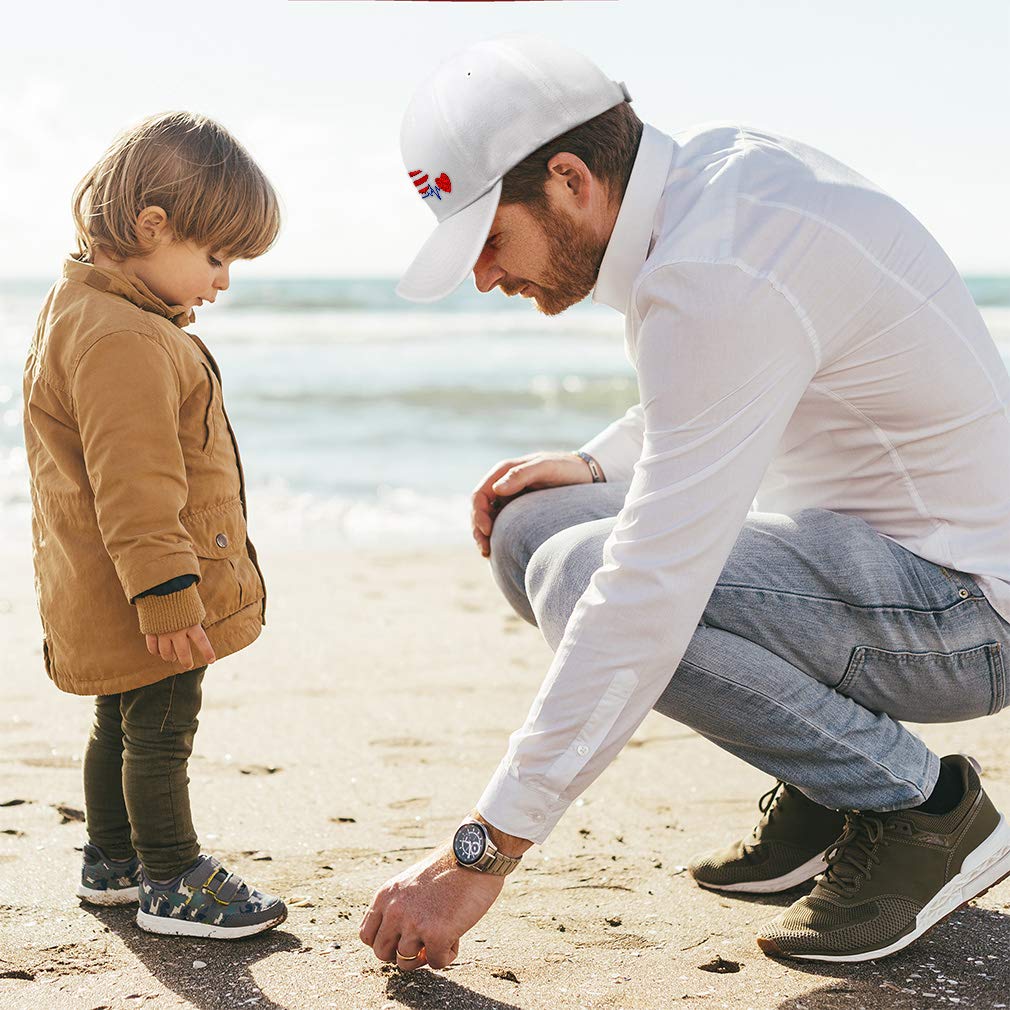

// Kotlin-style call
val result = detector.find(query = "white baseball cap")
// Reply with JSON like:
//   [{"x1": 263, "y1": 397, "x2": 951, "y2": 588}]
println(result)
[{"x1": 396, "y1": 33, "x2": 632, "y2": 303}]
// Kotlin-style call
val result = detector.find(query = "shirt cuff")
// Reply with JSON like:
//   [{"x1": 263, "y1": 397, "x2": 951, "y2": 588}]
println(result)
[
  {"x1": 134, "y1": 583, "x2": 206, "y2": 636},
  {"x1": 475, "y1": 757, "x2": 570, "y2": 846}
]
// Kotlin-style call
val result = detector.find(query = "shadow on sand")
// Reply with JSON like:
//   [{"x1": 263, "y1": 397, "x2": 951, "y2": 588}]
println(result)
[
  {"x1": 84, "y1": 904, "x2": 301, "y2": 1010},
  {"x1": 771, "y1": 905, "x2": 1010, "y2": 1009},
  {"x1": 382, "y1": 964, "x2": 524, "y2": 1010}
]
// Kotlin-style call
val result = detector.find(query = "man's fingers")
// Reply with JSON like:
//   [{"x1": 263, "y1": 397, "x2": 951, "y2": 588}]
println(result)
[
  {"x1": 471, "y1": 458, "x2": 522, "y2": 502},
  {"x1": 145, "y1": 634, "x2": 158, "y2": 657},
  {"x1": 423, "y1": 938, "x2": 458, "y2": 971},
  {"x1": 474, "y1": 530, "x2": 490, "y2": 558},
  {"x1": 471, "y1": 489, "x2": 493, "y2": 537},
  {"x1": 157, "y1": 636, "x2": 176, "y2": 663},
  {"x1": 372, "y1": 916, "x2": 402, "y2": 963},
  {"x1": 492, "y1": 461, "x2": 542, "y2": 497},
  {"x1": 395, "y1": 935, "x2": 425, "y2": 972},
  {"x1": 358, "y1": 906, "x2": 381, "y2": 948},
  {"x1": 190, "y1": 626, "x2": 216, "y2": 665}
]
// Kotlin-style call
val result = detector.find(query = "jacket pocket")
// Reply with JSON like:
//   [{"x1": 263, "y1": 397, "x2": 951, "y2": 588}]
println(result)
[
  {"x1": 200, "y1": 364, "x2": 217, "y2": 457},
  {"x1": 181, "y1": 499, "x2": 262, "y2": 625},
  {"x1": 838, "y1": 641, "x2": 1005, "y2": 723}
]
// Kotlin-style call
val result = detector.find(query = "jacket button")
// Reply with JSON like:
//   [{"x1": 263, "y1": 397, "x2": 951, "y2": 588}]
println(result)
[{"x1": 215, "y1": 533, "x2": 229, "y2": 549}]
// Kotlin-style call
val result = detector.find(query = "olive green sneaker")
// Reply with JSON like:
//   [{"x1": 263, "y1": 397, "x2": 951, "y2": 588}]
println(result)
[
  {"x1": 756, "y1": 754, "x2": 1010, "y2": 962},
  {"x1": 689, "y1": 781, "x2": 846, "y2": 893}
]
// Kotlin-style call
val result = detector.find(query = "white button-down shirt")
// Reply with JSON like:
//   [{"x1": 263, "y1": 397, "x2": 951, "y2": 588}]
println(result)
[{"x1": 476, "y1": 120, "x2": 1010, "y2": 844}]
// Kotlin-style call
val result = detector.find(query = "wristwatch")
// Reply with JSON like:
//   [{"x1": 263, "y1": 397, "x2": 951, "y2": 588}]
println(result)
[{"x1": 452, "y1": 820, "x2": 523, "y2": 876}]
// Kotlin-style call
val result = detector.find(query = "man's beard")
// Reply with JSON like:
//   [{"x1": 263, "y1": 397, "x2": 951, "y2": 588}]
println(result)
[{"x1": 504, "y1": 201, "x2": 609, "y2": 316}]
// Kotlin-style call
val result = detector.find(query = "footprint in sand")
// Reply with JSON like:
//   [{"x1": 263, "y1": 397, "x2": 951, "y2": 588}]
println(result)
[
  {"x1": 370, "y1": 737, "x2": 433, "y2": 749},
  {"x1": 238, "y1": 764, "x2": 283, "y2": 776},
  {"x1": 386, "y1": 796, "x2": 431, "y2": 811}
]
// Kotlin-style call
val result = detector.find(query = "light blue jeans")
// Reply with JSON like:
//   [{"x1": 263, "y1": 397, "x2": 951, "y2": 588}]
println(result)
[{"x1": 489, "y1": 482, "x2": 1010, "y2": 811}]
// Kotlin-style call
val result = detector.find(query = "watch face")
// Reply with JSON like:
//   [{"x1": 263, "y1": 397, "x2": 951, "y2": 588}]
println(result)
[{"x1": 453, "y1": 823, "x2": 487, "y2": 866}]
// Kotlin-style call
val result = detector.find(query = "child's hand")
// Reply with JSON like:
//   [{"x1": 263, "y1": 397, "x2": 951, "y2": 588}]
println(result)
[{"x1": 145, "y1": 624, "x2": 217, "y2": 668}]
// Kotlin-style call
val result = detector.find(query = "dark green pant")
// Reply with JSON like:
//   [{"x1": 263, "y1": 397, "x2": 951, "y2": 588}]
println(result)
[{"x1": 82, "y1": 667, "x2": 205, "y2": 881}]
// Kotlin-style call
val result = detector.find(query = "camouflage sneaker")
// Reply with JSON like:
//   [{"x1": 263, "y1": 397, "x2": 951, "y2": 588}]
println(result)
[
  {"x1": 756, "y1": 754, "x2": 1010, "y2": 961},
  {"x1": 689, "y1": 781, "x2": 846, "y2": 893},
  {"x1": 77, "y1": 842, "x2": 141, "y2": 906},
  {"x1": 136, "y1": 854, "x2": 287, "y2": 939}
]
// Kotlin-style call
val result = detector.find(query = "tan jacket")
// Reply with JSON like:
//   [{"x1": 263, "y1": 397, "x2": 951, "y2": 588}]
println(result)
[{"x1": 23, "y1": 258, "x2": 266, "y2": 695}]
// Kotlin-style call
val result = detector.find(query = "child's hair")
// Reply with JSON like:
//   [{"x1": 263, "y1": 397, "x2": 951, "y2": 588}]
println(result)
[{"x1": 72, "y1": 111, "x2": 281, "y2": 263}]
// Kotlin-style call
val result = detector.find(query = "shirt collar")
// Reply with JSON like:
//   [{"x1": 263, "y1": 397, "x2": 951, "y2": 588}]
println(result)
[
  {"x1": 592, "y1": 122, "x2": 678, "y2": 313},
  {"x1": 63, "y1": 257, "x2": 195, "y2": 328}
]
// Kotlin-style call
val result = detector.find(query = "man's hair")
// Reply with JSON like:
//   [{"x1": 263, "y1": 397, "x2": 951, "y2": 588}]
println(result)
[
  {"x1": 500, "y1": 101, "x2": 644, "y2": 213},
  {"x1": 72, "y1": 111, "x2": 281, "y2": 263}
]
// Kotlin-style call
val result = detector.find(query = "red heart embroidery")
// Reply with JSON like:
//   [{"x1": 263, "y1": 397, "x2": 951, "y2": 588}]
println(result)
[{"x1": 435, "y1": 173, "x2": 451, "y2": 193}]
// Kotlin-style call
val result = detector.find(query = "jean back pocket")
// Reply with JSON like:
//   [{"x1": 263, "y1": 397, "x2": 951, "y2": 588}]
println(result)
[{"x1": 838, "y1": 641, "x2": 1005, "y2": 723}]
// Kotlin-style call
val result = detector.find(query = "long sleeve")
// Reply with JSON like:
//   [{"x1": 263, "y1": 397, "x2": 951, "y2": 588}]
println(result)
[
  {"x1": 579, "y1": 403, "x2": 644, "y2": 484},
  {"x1": 72, "y1": 330, "x2": 205, "y2": 634},
  {"x1": 477, "y1": 261, "x2": 820, "y2": 843}
]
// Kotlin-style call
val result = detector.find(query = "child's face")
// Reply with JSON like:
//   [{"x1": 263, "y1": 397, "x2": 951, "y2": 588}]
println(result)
[{"x1": 134, "y1": 237, "x2": 234, "y2": 314}]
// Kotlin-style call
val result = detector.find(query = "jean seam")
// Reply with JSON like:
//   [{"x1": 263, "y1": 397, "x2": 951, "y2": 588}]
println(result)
[
  {"x1": 990, "y1": 644, "x2": 1005, "y2": 714},
  {"x1": 710, "y1": 582, "x2": 975, "y2": 615},
  {"x1": 837, "y1": 646, "x2": 863, "y2": 695},
  {"x1": 677, "y1": 655, "x2": 932, "y2": 802}
]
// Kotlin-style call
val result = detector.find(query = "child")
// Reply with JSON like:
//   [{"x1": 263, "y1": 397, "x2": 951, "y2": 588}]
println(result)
[{"x1": 23, "y1": 111, "x2": 287, "y2": 939}]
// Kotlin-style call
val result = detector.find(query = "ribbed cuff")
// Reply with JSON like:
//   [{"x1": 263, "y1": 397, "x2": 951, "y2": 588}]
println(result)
[{"x1": 134, "y1": 584, "x2": 206, "y2": 636}]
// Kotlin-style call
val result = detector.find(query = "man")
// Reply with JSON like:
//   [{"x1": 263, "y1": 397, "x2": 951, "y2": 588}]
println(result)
[{"x1": 360, "y1": 33, "x2": 1010, "y2": 969}]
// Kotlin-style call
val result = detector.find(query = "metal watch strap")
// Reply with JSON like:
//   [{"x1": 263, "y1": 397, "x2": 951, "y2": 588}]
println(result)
[
  {"x1": 574, "y1": 450, "x2": 604, "y2": 482},
  {"x1": 482, "y1": 845, "x2": 522, "y2": 876}
]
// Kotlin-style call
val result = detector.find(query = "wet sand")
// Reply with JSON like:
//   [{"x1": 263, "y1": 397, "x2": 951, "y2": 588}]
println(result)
[{"x1": 2, "y1": 528, "x2": 1010, "y2": 1010}]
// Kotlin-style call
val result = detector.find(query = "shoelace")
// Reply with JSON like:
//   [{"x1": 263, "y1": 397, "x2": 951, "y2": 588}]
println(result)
[
  {"x1": 750, "y1": 781, "x2": 786, "y2": 838},
  {"x1": 740, "y1": 782, "x2": 787, "y2": 862},
  {"x1": 818, "y1": 811, "x2": 918, "y2": 896}
]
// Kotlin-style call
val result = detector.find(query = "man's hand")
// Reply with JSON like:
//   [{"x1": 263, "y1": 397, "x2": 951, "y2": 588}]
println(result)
[
  {"x1": 359, "y1": 843, "x2": 506, "y2": 972},
  {"x1": 145, "y1": 624, "x2": 216, "y2": 667},
  {"x1": 471, "y1": 450, "x2": 601, "y2": 557}
]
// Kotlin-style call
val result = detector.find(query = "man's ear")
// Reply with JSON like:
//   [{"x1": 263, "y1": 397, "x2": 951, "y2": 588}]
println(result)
[
  {"x1": 545, "y1": 152, "x2": 594, "y2": 209},
  {"x1": 134, "y1": 206, "x2": 172, "y2": 249}
]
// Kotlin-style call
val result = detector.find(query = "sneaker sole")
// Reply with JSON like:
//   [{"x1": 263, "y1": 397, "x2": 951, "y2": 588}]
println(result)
[
  {"x1": 135, "y1": 906, "x2": 287, "y2": 939},
  {"x1": 696, "y1": 851, "x2": 829, "y2": 894},
  {"x1": 757, "y1": 813, "x2": 1010, "y2": 962},
  {"x1": 77, "y1": 884, "x2": 140, "y2": 906}
]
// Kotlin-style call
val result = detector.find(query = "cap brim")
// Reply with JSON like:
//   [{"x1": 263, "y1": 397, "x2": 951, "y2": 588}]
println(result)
[{"x1": 395, "y1": 180, "x2": 502, "y2": 303}]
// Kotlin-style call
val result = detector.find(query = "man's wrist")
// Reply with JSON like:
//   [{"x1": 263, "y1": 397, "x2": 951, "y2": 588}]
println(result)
[{"x1": 471, "y1": 811, "x2": 534, "y2": 859}]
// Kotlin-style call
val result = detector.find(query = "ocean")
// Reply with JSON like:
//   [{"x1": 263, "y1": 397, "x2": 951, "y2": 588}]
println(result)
[{"x1": 2, "y1": 275, "x2": 1009, "y2": 547}]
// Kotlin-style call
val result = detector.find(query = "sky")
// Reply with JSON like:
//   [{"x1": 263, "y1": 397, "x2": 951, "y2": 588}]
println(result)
[{"x1": 1, "y1": 0, "x2": 1007, "y2": 280}]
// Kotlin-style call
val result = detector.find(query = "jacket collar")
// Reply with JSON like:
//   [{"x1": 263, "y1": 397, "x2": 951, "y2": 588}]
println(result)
[
  {"x1": 592, "y1": 122, "x2": 678, "y2": 314},
  {"x1": 63, "y1": 257, "x2": 195, "y2": 328}
]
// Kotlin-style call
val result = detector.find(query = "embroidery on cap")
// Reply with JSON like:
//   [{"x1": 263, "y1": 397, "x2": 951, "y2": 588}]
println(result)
[{"x1": 408, "y1": 169, "x2": 451, "y2": 201}]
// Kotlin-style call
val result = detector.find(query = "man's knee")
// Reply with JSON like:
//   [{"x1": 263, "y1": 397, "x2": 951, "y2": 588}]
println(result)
[
  {"x1": 525, "y1": 525, "x2": 606, "y2": 651},
  {"x1": 488, "y1": 494, "x2": 543, "y2": 625}
]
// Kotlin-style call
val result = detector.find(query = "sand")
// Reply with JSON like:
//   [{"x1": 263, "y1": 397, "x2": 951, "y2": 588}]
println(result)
[{"x1": 2, "y1": 527, "x2": 1010, "y2": 1010}]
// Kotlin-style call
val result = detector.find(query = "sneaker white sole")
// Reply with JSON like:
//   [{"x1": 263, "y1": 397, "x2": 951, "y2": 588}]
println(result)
[
  {"x1": 135, "y1": 906, "x2": 287, "y2": 939},
  {"x1": 696, "y1": 850, "x2": 829, "y2": 893},
  {"x1": 763, "y1": 813, "x2": 1010, "y2": 962},
  {"x1": 77, "y1": 883, "x2": 140, "y2": 906}
]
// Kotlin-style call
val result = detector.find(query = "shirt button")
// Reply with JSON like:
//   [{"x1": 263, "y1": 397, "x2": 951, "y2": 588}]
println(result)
[
  {"x1": 576, "y1": 744, "x2": 589, "y2": 756},
  {"x1": 215, "y1": 533, "x2": 229, "y2": 549},
  {"x1": 531, "y1": 811, "x2": 544, "y2": 822}
]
